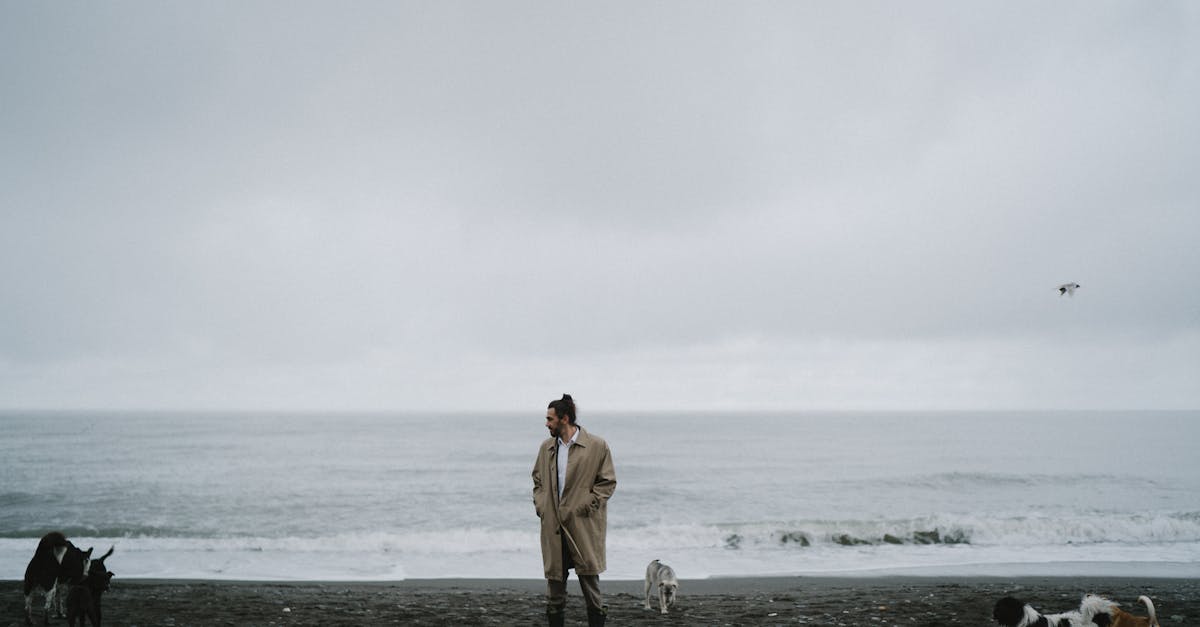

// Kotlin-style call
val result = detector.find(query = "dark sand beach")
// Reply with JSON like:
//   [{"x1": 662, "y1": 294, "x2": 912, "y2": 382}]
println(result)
[{"x1": 6, "y1": 576, "x2": 1197, "y2": 626}]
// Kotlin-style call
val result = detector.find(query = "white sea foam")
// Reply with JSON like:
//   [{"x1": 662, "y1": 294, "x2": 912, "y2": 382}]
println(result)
[{"x1": 4, "y1": 531, "x2": 1199, "y2": 581}]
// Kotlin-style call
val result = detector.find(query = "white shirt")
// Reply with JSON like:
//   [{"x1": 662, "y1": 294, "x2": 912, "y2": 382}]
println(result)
[{"x1": 556, "y1": 427, "x2": 579, "y2": 501}]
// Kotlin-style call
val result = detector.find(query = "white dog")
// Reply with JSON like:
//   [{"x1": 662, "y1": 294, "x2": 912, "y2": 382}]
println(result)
[{"x1": 643, "y1": 559, "x2": 679, "y2": 614}]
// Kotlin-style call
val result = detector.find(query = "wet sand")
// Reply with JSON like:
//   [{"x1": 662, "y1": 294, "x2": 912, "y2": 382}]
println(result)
[{"x1": 6, "y1": 576, "x2": 1197, "y2": 626}]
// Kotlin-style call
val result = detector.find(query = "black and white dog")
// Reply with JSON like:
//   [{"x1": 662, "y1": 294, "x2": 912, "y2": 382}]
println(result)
[
  {"x1": 23, "y1": 532, "x2": 93, "y2": 626},
  {"x1": 643, "y1": 559, "x2": 679, "y2": 614},
  {"x1": 67, "y1": 546, "x2": 114, "y2": 627},
  {"x1": 993, "y1": 595, "x2": 1085, "y2": 627},
  {"x1": 995, "y1": 593, "x2": 1161, "y2": 627}
]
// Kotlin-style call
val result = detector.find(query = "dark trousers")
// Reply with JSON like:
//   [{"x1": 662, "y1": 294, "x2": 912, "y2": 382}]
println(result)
[{"x1": 546, "y1": 536, "x2": 602, "y2": 611}]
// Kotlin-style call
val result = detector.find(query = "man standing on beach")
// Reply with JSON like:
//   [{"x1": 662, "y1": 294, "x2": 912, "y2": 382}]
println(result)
[{"x1": 532, "y1": 394, "x2": 617, "y2": 627}]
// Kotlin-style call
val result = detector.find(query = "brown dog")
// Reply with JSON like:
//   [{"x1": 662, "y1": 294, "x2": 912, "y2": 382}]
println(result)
[{"x1": 1079, "y1": 594, "x2": 1159, "y2": 627}]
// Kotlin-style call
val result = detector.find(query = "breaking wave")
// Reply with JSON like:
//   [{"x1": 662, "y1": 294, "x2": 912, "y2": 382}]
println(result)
[
  {"x1": 5, "y1": 511, "x2": 1194, "y2": 554},
  {"x1": 616, "y1": 511, "x2": 1200, "y2": 552},
  {"x1": 3, "y1": 513, "x2": 1198, "y2": 580}
]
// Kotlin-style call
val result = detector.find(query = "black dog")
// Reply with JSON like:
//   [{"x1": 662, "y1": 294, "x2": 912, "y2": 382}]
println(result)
[
  {"x1": 24, "y1": 532, "x2": 94, "y2": 626},
  {"x1": 67, "y1": 546, "x2": 114, "y2": 627}
]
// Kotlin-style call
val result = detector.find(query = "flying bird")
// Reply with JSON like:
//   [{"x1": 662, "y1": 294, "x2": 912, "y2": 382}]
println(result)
[{"x1": 1058, "y1": 283, "x2": 1080, "y2": 297}]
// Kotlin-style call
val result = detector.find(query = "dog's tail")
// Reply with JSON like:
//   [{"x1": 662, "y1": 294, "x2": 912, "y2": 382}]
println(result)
[
  {"x1": 97, "y1": 546, "x2": 114, "y2": 565},
  {"x1": 1137, "y1": 595, "x2": 1158, "y2": 626}
]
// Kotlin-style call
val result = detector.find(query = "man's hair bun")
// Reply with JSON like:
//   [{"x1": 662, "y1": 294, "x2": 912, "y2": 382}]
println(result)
[{"x1": 548, "y1": 394, "x2": 578, "y2": 424}]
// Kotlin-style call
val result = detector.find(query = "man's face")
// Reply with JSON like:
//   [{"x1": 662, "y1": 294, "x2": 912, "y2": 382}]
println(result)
[{"x1": 545, "y1": 408, "x2": 568, "y2": 439}]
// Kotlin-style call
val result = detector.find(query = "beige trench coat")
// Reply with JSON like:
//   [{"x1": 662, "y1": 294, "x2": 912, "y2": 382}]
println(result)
[{"x1": 531, "y1": 427, "x2": 617, "y2": 580}]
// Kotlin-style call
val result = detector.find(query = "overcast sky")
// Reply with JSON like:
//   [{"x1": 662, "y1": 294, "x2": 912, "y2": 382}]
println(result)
[{"x1": 2, "y1": 2, "x2": 1197, "y2": 412}]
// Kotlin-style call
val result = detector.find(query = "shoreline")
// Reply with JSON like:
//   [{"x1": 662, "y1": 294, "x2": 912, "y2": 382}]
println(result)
[
  {"x1": 6, "y1": 576, "x2": 1195, "y2": 626},
  {"x1": 47, "y1": 572, "x2": 1200, "y2": 589}
]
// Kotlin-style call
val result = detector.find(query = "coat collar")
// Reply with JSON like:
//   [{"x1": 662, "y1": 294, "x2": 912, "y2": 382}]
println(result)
[{"x1": 546, "y1": 426, "x2": 589, "y2": 451}]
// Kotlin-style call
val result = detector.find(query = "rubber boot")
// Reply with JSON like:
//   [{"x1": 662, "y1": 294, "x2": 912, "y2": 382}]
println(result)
[
  {"x1": 586, "y1": 604, "x2": 608, "y2": 627},
  {"x1": 547, "y1": 607, "x2": 565, "y2": 627}
]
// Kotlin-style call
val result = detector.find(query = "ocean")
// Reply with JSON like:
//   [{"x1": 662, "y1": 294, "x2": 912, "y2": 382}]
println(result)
[{"x1": 2, "y1": 410, "x2": 1198, "y2": 581}]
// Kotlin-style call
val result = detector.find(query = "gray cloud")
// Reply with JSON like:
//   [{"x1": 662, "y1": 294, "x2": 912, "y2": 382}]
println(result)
[{"x1": 2, "y1": 2, "x2": 1197, "y2": 410}]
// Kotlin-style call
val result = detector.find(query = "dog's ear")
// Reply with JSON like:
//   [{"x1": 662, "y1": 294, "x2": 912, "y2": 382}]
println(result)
[
  {"x1": 992, "y1": 597, "x2": 1026, "y2": 626},
  {"x1": 84, "y1": 547, "x2": 94, "y2": 558}
]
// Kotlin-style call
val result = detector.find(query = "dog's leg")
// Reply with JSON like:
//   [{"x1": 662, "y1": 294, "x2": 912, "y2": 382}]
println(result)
[
  {"x1": 25, "y1": 591, "x2": 34, "y2": 625},
  {"x1": 659, "y1": 586, "x2": 669, "y2": 614},
  {"x1": 643, "y1": 578, "x2": 652, "y2": 610},
  {"x1": 67, "y1": 587, "x2": 78, "y2": 627},
  {"x1": 43, "y1": 586, "x2": 57, "y2": 625},
  {"x1": 55, "y1": 581, "x2": 69, "y2": 617}
]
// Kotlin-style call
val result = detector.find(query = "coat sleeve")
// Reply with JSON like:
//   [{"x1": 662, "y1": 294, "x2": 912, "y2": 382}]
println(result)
[{"x1": 531, "y1": 452, "x2": 544, "y2": 519}]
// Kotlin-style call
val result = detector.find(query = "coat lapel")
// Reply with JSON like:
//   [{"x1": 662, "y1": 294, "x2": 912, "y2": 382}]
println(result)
[
  {"x1": 563, "y1": 429, "x2": 588, "y2": 500},
  {"x1": 550, "y1": 428, "x2": 588, "y2": 513}
]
